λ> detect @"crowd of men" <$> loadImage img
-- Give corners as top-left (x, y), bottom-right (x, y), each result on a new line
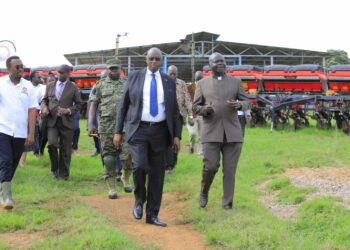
top-left (0, 49), bottom-right (251, 227)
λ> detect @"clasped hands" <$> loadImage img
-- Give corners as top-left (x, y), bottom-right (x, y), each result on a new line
top-left (227, 99), bottom-right (242, 110)
top-left (57, 107), bottom-right (70, 116)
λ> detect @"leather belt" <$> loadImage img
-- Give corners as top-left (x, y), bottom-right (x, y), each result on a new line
top-left (140, 120), bottom-right (166, 126)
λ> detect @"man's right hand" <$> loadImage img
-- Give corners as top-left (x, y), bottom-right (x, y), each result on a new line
top-left (88, 124), bottom-right (97, 137)
top-left (113, 133), bottom-right (123, 150)
top-left (42, 108), bottom-right (49, 116)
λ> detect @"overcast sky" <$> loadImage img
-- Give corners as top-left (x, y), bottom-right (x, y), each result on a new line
top-left (1, 0), bottom-right (349, 68)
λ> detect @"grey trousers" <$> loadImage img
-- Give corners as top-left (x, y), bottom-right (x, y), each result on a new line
top-left (202, 141), bottom-right (242, 207)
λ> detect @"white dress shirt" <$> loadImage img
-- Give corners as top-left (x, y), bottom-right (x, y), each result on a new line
top-left (141, 69), bottom-right (166, 122)
top-left (0, 76), bottom-right (37, 138)
top-left (33, 83), bottom-right (46, 110)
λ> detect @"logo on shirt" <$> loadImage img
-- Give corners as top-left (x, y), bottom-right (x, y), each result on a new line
top-left (21, 87), bottom-right (28, 95)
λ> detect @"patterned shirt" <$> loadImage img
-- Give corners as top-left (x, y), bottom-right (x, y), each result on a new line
top-left (175, 78), bottom-right (193, 122)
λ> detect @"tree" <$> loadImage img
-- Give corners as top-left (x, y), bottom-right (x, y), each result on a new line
top-left (326, 49), bottom-right (350, 66)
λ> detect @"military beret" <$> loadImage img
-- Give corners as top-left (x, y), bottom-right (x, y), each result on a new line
top-left (106, 58), bottom-right (121, 69)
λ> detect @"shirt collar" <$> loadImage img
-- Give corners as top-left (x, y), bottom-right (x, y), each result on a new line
top-left (147, 69), bottom-right (160, 77)
top-left (57, 80), bottom-right (67, 85)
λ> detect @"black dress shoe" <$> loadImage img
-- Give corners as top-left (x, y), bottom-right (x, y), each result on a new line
top-left (146, 217), bottom-right (167, 227)
top-left (124, 186), bottom-right (133, 193)
top-left (199, 193), bottom-right (208, 208)
top-left (133, 204), bottom-right (143, 220)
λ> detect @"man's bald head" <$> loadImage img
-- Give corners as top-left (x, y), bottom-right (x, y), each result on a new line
top-left (146, 47), bottom-right (163, 73)
top-left (195, 71), bottom-right (203, 82)
top-left (167, 65), bottom-right (178, 80)
top-left (209, 52), bottom-right (226, 76)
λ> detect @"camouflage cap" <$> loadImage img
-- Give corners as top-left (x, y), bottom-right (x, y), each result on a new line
top-left (106, 58), bottom-right (121, 69)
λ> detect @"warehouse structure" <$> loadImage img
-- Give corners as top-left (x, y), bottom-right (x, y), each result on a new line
top-left (64, 31), bottom-right (327, 82)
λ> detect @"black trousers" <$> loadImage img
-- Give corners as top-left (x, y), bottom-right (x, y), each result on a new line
top-left (0, 133), bottom-right (25, 182)
top-left (166, 147), bottom-right (178, 170)
top-left (39, 115), bottom-right (48, 155)
top-left (72, 128), bottom-right (80, 150)
top-left (47, 118), bottom-right (74, 178)
top-left (128, 122), bottom-right (169, 219)
top-left (238, 115), bottom-right (246, 137)
top-left (93, 136), bottom-right (101, 153)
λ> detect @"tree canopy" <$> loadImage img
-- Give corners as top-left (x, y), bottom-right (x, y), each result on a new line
top-left (326, 49), bottom-right (350, 66)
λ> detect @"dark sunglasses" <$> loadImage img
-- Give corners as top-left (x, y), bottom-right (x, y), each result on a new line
top-left (15, 64), bottom-right (24, 70)
top-left (148, 57), bottom-right (161, 62)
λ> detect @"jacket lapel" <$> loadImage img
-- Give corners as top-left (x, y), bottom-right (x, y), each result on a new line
top-left (161, 73), bottom-right (168, 107)
top-left (139, 69), bottom-right (146, 102)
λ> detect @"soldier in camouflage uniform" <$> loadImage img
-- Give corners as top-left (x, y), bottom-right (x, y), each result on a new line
top-left (166, 65), bottom-right (194, 172)
top-left (88, 59), bottom-right (133, 199)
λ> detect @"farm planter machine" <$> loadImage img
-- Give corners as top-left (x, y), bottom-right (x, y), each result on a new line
top-left (203, 64), bottom-right (350, 133)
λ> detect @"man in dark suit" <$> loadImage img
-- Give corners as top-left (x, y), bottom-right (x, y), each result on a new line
top-left (41, 65), bottom-right (82, 180)
top-left (114, 47), bottom-right (182, 227)
top-left (193, 52), bottom-right (251, 209)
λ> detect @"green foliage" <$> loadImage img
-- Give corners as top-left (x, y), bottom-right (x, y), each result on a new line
top-left (326, 49), bottom-right (350, 66)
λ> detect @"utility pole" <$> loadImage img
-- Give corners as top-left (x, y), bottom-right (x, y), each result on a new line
top-left (191, 33), bottom-right (195, 82)
top-left (115, 32), bottom-right (128, 56)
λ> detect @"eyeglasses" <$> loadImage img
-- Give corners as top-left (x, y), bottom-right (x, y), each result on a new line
top-left (148, 57), bottom-right (161, 62)
top-left (15, 64), bottom-right (24, 70)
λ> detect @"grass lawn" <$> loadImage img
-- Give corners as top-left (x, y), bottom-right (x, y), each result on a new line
top-left (1, 120), bottom-right (350, 249)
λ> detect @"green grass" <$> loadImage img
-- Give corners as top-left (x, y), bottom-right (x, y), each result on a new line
top-left (267, 177), bottom-right (316, 205)
top-left (1, 120), bottom-right (350, 249)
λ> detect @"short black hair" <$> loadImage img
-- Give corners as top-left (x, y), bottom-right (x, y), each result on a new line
top-left (6, 56), bottom-right (20, 69)
top-left (23, 75), bottom-right (30, 81)
top-left (29, 71), bottom-right (38, 81)
top-left (57, 64), bottom-right (72, 74)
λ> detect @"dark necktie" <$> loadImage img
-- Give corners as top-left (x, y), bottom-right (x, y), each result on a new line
top-left (150, 73), bottom-right (158, 117)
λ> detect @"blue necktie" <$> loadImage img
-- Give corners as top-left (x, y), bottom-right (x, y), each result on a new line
top-left (150, 73), bottom-right (158, 117)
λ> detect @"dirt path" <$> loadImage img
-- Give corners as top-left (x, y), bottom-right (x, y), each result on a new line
top-left (1, 231), bottom-right (45, 249)
top-left (81, 193), bottom-right (209, 250)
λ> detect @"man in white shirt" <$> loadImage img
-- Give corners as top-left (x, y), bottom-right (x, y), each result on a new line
top-left (0, 56), bottom-right (37, 210)
top-left (19, 71), bottom-right (44, 166)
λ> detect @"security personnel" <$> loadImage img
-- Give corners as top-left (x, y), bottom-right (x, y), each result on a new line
top-left (88, 58), bottom-right (132, 199)
top-left (166, 65), bottom-right (193, 173)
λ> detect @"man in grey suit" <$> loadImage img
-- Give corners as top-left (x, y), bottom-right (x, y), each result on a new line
top-left (114, 47), bottom-right (182, 227)
top-left (193, 52), bottom-right (251, 209)
top-left (41, 65), bottom-right (82, 180)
